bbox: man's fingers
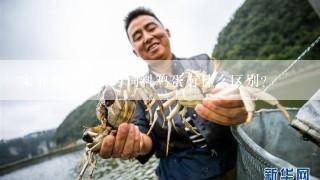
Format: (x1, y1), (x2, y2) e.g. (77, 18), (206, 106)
(125, 125), (141, 160)
(206, 94), (244, 108)
(133, 125), (141, 154)
(202, 98), (245, 118)
(121, 124), (136, 159)
(112, 123), (129, 158)
(195, 104), (230, 125)
(99, 135), (115, 159)
(210, 82), (231, 94)
(99, 123), (141, 160)
(195, 104), (247, 126)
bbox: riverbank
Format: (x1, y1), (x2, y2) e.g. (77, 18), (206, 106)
(0, 144), (84, 175)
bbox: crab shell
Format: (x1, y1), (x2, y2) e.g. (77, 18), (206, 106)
(96, 85), (137, 129)
(175, 86), (204, 107)
(105, 100), (137, 129)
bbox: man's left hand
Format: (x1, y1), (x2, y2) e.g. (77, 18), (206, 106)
(195, 84), (247, 126)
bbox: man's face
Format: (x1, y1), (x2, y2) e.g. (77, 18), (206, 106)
(127, 15), (172, 61)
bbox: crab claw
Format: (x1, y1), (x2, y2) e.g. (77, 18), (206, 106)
(82, 131), (97, 143)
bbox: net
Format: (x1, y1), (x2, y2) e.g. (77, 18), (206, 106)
(231, 108), (320, 179)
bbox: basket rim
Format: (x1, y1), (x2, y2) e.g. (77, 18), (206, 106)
(231, 108), (318, 179)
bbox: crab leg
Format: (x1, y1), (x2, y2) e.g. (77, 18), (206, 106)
(246, 87), (291, 123)
(114, 96), (122, 109)
(162, 81), (178, 91)
(78, 155), (86, 170)
(89, 141), (102, 153)
(144, 83), (167, 126)
(123, 90), (129, 121)
(203, 57), (221, 93)
(166, 103), (180, 132)
(78, 160), (89, 180)
(87, 149), (95, 168)
(180, 107), (200, 135)
(161, 98), (176, 109)
(125, 101), (137, 125)
(149, 99), (156, 107)
(166, 116), (172, 156)
(147, 111), (159, 135)
(136, 88), (153, 125)
(113, 89), (122, 109)
(238, 87), (255, 123)
(167, 103), (181, 120)
(157, 90), (176, 99)
(213, 85), (240, 97)
(88, 159), (97, 180)
(107, 106), (116, 116)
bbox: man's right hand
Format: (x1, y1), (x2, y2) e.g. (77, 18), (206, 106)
(99, 123), (152, 160)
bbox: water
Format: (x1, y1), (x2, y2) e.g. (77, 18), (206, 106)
(0, 150), (159, 180)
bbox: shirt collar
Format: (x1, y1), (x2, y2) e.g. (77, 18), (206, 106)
(147, 54), (182, 78)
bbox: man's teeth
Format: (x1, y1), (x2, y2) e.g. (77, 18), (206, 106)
(149, 44), (158, 51)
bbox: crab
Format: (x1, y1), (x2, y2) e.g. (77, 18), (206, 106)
(212, 79), (292, 123)
(148, 58), (291, 156)
(78, 79), (166, 180)
(145, 58), (222, 155)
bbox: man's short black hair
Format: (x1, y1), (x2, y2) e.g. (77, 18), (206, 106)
(124, 7), (163, 39)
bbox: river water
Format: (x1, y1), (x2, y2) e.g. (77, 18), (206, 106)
(0, 150), (159, 180)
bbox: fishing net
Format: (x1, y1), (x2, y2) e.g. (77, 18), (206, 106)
(232, 108), (320, 179)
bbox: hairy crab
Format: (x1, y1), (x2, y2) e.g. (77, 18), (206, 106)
(149, 58), (291, 156)
(146, 58), (222, 155)
(212, 80), (291, 123)
(78, 80), (165, 180)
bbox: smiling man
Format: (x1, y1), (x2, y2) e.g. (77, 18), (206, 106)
(129, 15), (172, 60)
(99, 7), (247, 180)
(127, 13), (173, 75)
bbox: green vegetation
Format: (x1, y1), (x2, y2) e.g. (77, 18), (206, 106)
(213, 0), (320, 60)
(52, 96), (99, 148)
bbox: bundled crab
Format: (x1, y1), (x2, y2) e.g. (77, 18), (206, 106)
(148, 58), (291, 155)
(78, 58), (291, 179)
(78, 79), (166, 180)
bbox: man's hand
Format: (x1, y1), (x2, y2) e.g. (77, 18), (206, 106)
(195, 83), (247, 126)
(99, 123), (152, 160)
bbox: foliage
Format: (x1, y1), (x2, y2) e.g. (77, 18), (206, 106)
(213, 0), (320, 61)
(52, 95), (99, 148)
